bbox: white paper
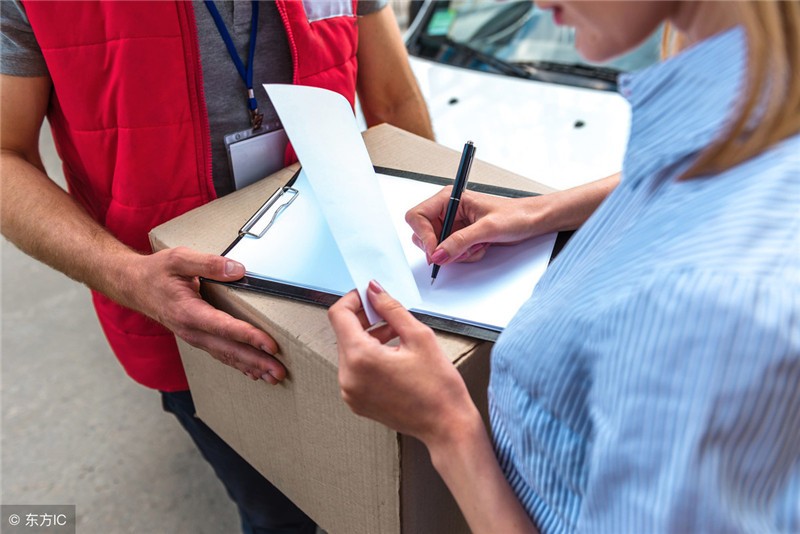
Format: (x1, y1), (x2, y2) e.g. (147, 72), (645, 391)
(265, 84), (421, 323)
(377, 176), (556, 329)
(226, 172), (557, 332)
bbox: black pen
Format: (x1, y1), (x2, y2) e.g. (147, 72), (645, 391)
(431, 141), (476, 285)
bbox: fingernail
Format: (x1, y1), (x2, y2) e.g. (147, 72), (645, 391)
(260, 345), (274, 356)
(261, 373), (276, 384)
(368, 280), (384, 294)
(225, 260), (244, 277)
(431, 249), (449, 264)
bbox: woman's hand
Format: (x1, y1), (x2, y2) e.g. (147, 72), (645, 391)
(329, 281), (478, 446)
(405, 174), (621, 266)
(329, 281), (539, 534)
(405, 188), (539, 266)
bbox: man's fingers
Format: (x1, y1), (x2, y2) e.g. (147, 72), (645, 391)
(186, 302), (279, 355)
(170, 299), (285, 381)
(186, 329), (286, 382)
(161, 246), (246, 282)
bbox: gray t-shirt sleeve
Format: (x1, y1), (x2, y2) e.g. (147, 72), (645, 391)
(0, 0), (48, 76)
(356, 0), (388, 16)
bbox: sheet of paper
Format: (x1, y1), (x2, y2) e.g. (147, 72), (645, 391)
(225, 172), (557, 332)
(377, 176), (557, 329)
(265, 84), (421, 323)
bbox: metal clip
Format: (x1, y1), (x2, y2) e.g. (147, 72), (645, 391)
(251, 108), (264, 130)
(239, 186), (299, 238)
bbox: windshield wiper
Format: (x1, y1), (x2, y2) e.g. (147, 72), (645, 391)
(438, 37), (533, 80)
(515, 61), (621, 85)
(434, 38), (620, 90)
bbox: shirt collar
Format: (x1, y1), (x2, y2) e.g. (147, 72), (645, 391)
(617, 26), (747, 187)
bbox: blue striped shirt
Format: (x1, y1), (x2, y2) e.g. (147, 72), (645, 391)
(489, 27), (800, 533)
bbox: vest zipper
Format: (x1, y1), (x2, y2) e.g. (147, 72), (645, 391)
(275, 0), (300, 85)
(178, 0), (216, 201)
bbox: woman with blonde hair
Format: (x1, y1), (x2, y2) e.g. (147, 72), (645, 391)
(330, 1), (799, 533)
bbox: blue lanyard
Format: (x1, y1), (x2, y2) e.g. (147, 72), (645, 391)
(204, 1), (263, 129)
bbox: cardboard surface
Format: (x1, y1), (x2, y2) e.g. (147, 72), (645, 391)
(150, 125), (552, 534)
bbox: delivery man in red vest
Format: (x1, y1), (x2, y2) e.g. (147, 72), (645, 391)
(0, 1), (433, 532)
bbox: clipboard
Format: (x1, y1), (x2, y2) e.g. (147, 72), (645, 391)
(216, 166), (571, 342)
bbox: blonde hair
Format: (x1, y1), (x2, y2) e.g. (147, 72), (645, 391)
(682, 2), (800, 179)
(660, 22), (683, 59)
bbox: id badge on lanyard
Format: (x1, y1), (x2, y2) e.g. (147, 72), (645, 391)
(206, 0), (287, 190)
(224, 122), (289, 190)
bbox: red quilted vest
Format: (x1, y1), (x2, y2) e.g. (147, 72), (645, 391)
(23, 0), (358, 391)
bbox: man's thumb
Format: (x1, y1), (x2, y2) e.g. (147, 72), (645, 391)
(223, 259), (245, 278)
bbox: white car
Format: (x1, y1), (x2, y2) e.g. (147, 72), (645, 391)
(404, 0), (662, 190)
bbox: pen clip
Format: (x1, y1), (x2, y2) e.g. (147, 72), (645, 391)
(239, 186), (299, 238)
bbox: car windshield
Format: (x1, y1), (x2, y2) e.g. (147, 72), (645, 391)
(411, 0), (663, 89)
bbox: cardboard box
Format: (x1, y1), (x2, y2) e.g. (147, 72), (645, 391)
(150, 125), (553, 534)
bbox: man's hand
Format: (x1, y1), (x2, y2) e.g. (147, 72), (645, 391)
(1, 74), (284, 384)
(127, 247), (285, 384)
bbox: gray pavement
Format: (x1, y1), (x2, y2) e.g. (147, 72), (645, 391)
(2, 124), (239, 533)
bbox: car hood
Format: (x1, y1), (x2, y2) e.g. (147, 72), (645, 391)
(409, 56), (631, 191)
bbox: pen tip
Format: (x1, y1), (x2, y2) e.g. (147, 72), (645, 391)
(430, 278), (435, 286)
